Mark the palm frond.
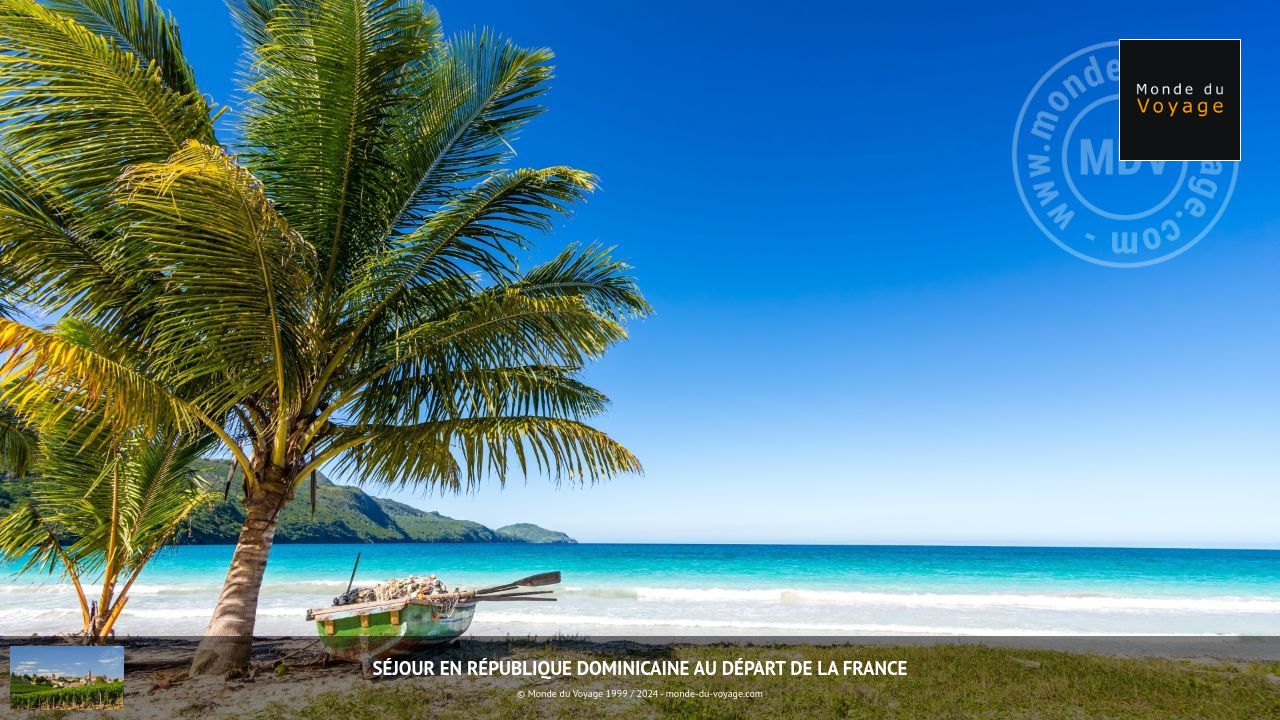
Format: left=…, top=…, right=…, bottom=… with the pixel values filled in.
left=225, top=0, right=286, bottom=49
left=343, top=291, right=626, bottom=425
left=53, top=429, right=215, bottom=567
left=339, top=166, right=599, bottom=337
left=380, top=29, right=555, bottom=236
left=0, top=247, right=18, bottom=318
left=0, top=317, right=191, bottom=435
left=236, top=0, right=441, bottom=299
left=0, top=149, right=129, bottom=317
left=7, top=414, right=216, bottom=582
left=512, top=244, right=653, bottom=321
left=0, top=0, right=213, bottom=206
left=41, top=0, right=203, bottom=96
left=336, top=415, right=641, bottom=493
left=352, top=363, right=611, bottom=435
left=114, top=141, right=317, bottom=408
left=0, top=502, right=65, bottom=575
left=0, top=400, right=35, bottom=475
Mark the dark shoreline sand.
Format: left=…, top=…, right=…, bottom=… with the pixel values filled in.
left=3, top=636, right=1278, bottom=719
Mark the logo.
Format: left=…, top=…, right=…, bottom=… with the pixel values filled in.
left=1119, top=39, right=1240, bottom=161
left=1012, top=42, right=1237, bottom=267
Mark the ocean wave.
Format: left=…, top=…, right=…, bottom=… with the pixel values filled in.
left=0, top=607, right=79, bottom=620
left=560, top=586, right=641, bottom=600
left=604, top=588, right=1280, bottom=613
left=473, top=611, right=1206, bottom=636
left=126, top=605, right=306, bottom=620
left=8, top=579, right=1279, bottom=615
left=0, top=583, right=80, bottom=594
left=0, top=582, right=221, bottom=596
left=129, top=580, right=351, bottom=595
left=125, top=607, right=215, bottom=619
left=1, top=579, right=355, bottom=598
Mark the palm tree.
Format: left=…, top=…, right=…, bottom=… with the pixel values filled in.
left=0, top=385, right=216, bottom=642
left=0, top=0, right=647, bottom=673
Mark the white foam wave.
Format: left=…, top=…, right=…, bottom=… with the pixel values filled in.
left=0, top=582, right=218, bottom=596
left=618, top=588, right=1280, bottom=613
left=0, top=583, right=79, bottom=594
left=126, top=607, right=214, bottom=619
left=126, top=605, right=306, bottom=620
left=0, top=607, right=79, bottom=620
left=473, top=611, right=1205, bottom=636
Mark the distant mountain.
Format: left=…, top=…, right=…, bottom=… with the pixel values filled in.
left=496, top=523, right=577, bottom=544
left=0, top=463, right=575, bottom=545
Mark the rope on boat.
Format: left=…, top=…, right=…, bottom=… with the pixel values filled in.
left=433, top=593, right=459, bottom=618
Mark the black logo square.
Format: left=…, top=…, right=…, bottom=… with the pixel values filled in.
left=1119, top=39, right=1240, bottom=161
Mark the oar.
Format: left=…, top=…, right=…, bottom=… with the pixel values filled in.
left=474, top=595, right=557, bottom=602
left=473, top=590, right=554, bottom=599
left=345, top=552, right=362, bottom=594
left=474, top=571, right=561, bottom=596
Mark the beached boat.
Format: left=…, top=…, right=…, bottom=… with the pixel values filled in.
left=307, top=594, right=477, bottom=664
left=305, top=572, right=559, bottom=670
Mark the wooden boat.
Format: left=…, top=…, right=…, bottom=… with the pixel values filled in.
left=305, top=572, right=560, bottom=671
left=307, top=594, right=478, bottom=664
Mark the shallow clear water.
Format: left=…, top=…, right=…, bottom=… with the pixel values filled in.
left=3, top=544, right=1278, bottom=636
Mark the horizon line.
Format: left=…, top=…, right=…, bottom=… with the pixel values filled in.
left=171, top=540, right=1280, bottom=552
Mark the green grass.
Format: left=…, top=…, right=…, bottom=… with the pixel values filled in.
left=250, top=642, right=1280, bottom=720
left=10, top=680, right=124, bottom=711
left=10, top=680, right=49, bottom=694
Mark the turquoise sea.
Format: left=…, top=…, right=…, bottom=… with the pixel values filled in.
left=3, top=544, right=1278, bottom=636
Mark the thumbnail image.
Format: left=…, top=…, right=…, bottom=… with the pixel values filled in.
left=9, top=646, right=124, bottom=711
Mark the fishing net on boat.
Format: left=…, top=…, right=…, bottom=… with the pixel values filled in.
left=331, top=575, right=449, bottom=606
left=433, top=593, right=460, bottom=618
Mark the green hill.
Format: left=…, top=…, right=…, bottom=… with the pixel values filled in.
left=0, top=463, right=575, bottom=545
left=496, top=523, right=577, bottom=544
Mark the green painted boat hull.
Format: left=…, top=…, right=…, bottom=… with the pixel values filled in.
left=313, top=599, right=476, bottom=664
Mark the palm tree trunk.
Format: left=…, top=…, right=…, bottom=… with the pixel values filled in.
left=98, top=559, right=148, bottom=640
left=53, top=544, right=92, bottom=635
left=94, top=459, right=121, bottom=642
left=189, top=469, right=292, bottom=675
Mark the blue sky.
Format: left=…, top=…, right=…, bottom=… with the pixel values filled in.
left=162, top=1, right=1277, bottom=547
left=9, top=646, right=123, bottom=679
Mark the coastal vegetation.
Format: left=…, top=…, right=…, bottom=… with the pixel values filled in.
left=0, top=464, right=575, bottom=544
left=181, top=461, right=576, bottom=544
left=492, top=523, right=576, bottom=544
left=181, top=475, right=577, bottom=545
left=0, top=0, right=645, bottom=674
